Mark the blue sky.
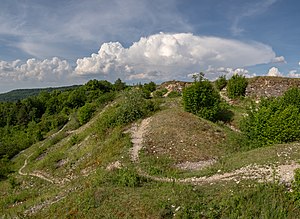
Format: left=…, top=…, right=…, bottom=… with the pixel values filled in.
left=0, top=0, right=299, bottom=92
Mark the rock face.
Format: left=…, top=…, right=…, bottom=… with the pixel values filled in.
left=246, top=76, right=300, bottom=98
left=159, top=80, right=192, bottom=94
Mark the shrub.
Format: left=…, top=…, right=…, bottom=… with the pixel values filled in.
left=78, top=103, right=95, bottom=125
left=182, top=74, right=222, bottom=122
left=0, top=156, right=11, bottom=180
left=69, top=134, right=79, bottom=146
left=227, top=74, right=248, bottom=99
left=282, top=87, right=300, bottom=109
left=240, top=87, right=300, bottom=147
left=143, top=81, right=156, bottom=93
left=153, top=88, right=168, bottom=98
left=167, top=91, right=181, bottom=98
left=292, top=168, right=300, bottom=206
left=112, top=167, right=146, bottom=187
left=116, top=89, right=158, bottom=125
left=215, top=75, right=227, bottom=91
left=114, top=78, right=126, bottom=91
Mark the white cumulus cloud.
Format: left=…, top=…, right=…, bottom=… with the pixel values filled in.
left=204, top=66, right=255, bottom=80
left=75, top=32, right=276, bottom=81
left=271, top=56, right=286, bottom=63
left=0, top=57, right=72, bottom=82
left=288, top=70, right=300, bottom=78
left=267, top=67, right=282, bottom=77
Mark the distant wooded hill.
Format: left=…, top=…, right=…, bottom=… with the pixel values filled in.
left=0, top=85, right=81, bottom=102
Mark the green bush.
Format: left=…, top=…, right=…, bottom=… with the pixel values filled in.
left=282, top=87, right=300, bottom=109
left=0, top=156, right=11, bottom=180
left=153, top=88, right=168, bottom=98
left=227, top=74, right=248, bottom=99
left=182, top=74, right=222, bottom=122
left=215, top=75, right=227, bottom=91
left=78, top=103, right=95, bottom=125
left=292, top=168, right=300, bottom=206
left=116, top=89, right=158, bottom=125
left=112, top=167, right=146, bottom=187
left=143, top=81, right=156, bottom=93
left=69, top=134, right=79, bottom=146
left=240, top=87, right=300, bottom=147
left=167, top=91, right=181, bottom=98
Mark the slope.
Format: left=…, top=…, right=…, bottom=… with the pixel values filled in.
left=1, top=95, right=300, bottom=218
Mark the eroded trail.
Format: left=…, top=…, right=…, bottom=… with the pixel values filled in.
left=18, top=153, right=69, bottom=184
left=129, top=117, right=300, bottom=185
left=129, top=117, right=152, bottom=163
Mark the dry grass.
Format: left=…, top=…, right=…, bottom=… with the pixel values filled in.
left=143, top=108, right=226, bottom=163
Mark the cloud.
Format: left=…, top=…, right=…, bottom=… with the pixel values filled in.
left=230, top=0, right=277, bottom=35
left=271, top=56, right=286, bottom=64
left=0, top=57, right=72, bottom=82
left=204, top=66, right=255, bottom=80
left=288, top=70, right=300, bottom=78
left=266, top=67, right=282, bottom=77
left=0, top=0, right=192, bottom=59
left=75, top=32, right=276, bottom=81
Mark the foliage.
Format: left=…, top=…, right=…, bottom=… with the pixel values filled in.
left=215, top=75, right=227, bottom=91
left=111, top=167, right=146, bottom=187
left=116, top=89, right=158, bottom=125
left=292, top=168, right=300, bottom=206
left=282, top=87, right=300, bottom=109
left=0, top=85, right=80, bottom=102
left=167, top=91, right=181, bottom=98
left=113, top=78, right=126, bottom=91
left=77, top=103, right=96, bottom=125
left=241, top=87, right=300, bottom=146
left=153, top=88, right=168, bottom=98
left=177, top=183, right=297, bottom=218
left=0, top=79, right=117, bottom=177
left=0, top=156, right=11, bottom=179
left=143, top=81, right=156, bottom=93
left=69, top=134, right=79, bottom=146
left=182, top=73, right=222, bottom=121
left=227, top=74, right=248, bottom=98
left=137, top=81, right=156, bottom=99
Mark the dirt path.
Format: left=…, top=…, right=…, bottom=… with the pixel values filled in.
left=129, top=117, right=152, bottom=162
left=18, top=153, right=66, bottom=184
left=129, top=117, right=300, bottom=185
left=219, top=90, right=234, bottom=105
left=18, top=153, right=33, bottom=176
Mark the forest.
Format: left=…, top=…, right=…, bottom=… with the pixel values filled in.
left=0, top=85, right=80, bottom=102
left=0, top=79, right=129, bottom=178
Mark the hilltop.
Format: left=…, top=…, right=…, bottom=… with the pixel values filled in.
left=1, top=76, right=300, bottom=218
left=0, top=85, right=80, bottom=102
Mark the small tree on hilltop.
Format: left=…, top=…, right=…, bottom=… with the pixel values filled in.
left=215, top=75, right=227, bottom=91
left=227, top=74, right=248, bottom=99
left=114, top=78, right=126, bottom=91
left=183, top=72, right=222, bottom=122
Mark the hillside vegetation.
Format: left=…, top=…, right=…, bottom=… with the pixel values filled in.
left=1, top=75, right=300, bottom=218
left=0, top=85, right=80, bottom=102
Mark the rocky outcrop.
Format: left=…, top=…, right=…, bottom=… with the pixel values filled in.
left=246, top=76, right=300, bottom=98
left=159, top=80, right=192, bottom=94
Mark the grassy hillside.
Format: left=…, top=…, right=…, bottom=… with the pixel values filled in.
left=1, top=79, right=300, bottom=218
left=0, top=85, right=80, bottom=102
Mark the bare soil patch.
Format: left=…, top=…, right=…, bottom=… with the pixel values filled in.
left=143, top=109, right=226, bottom=163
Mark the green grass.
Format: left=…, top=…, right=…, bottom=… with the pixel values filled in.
left=1, top=95, right=300, bottom=218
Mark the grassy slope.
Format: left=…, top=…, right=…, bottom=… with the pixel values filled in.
left=1, top=97, right=300, bottom=218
